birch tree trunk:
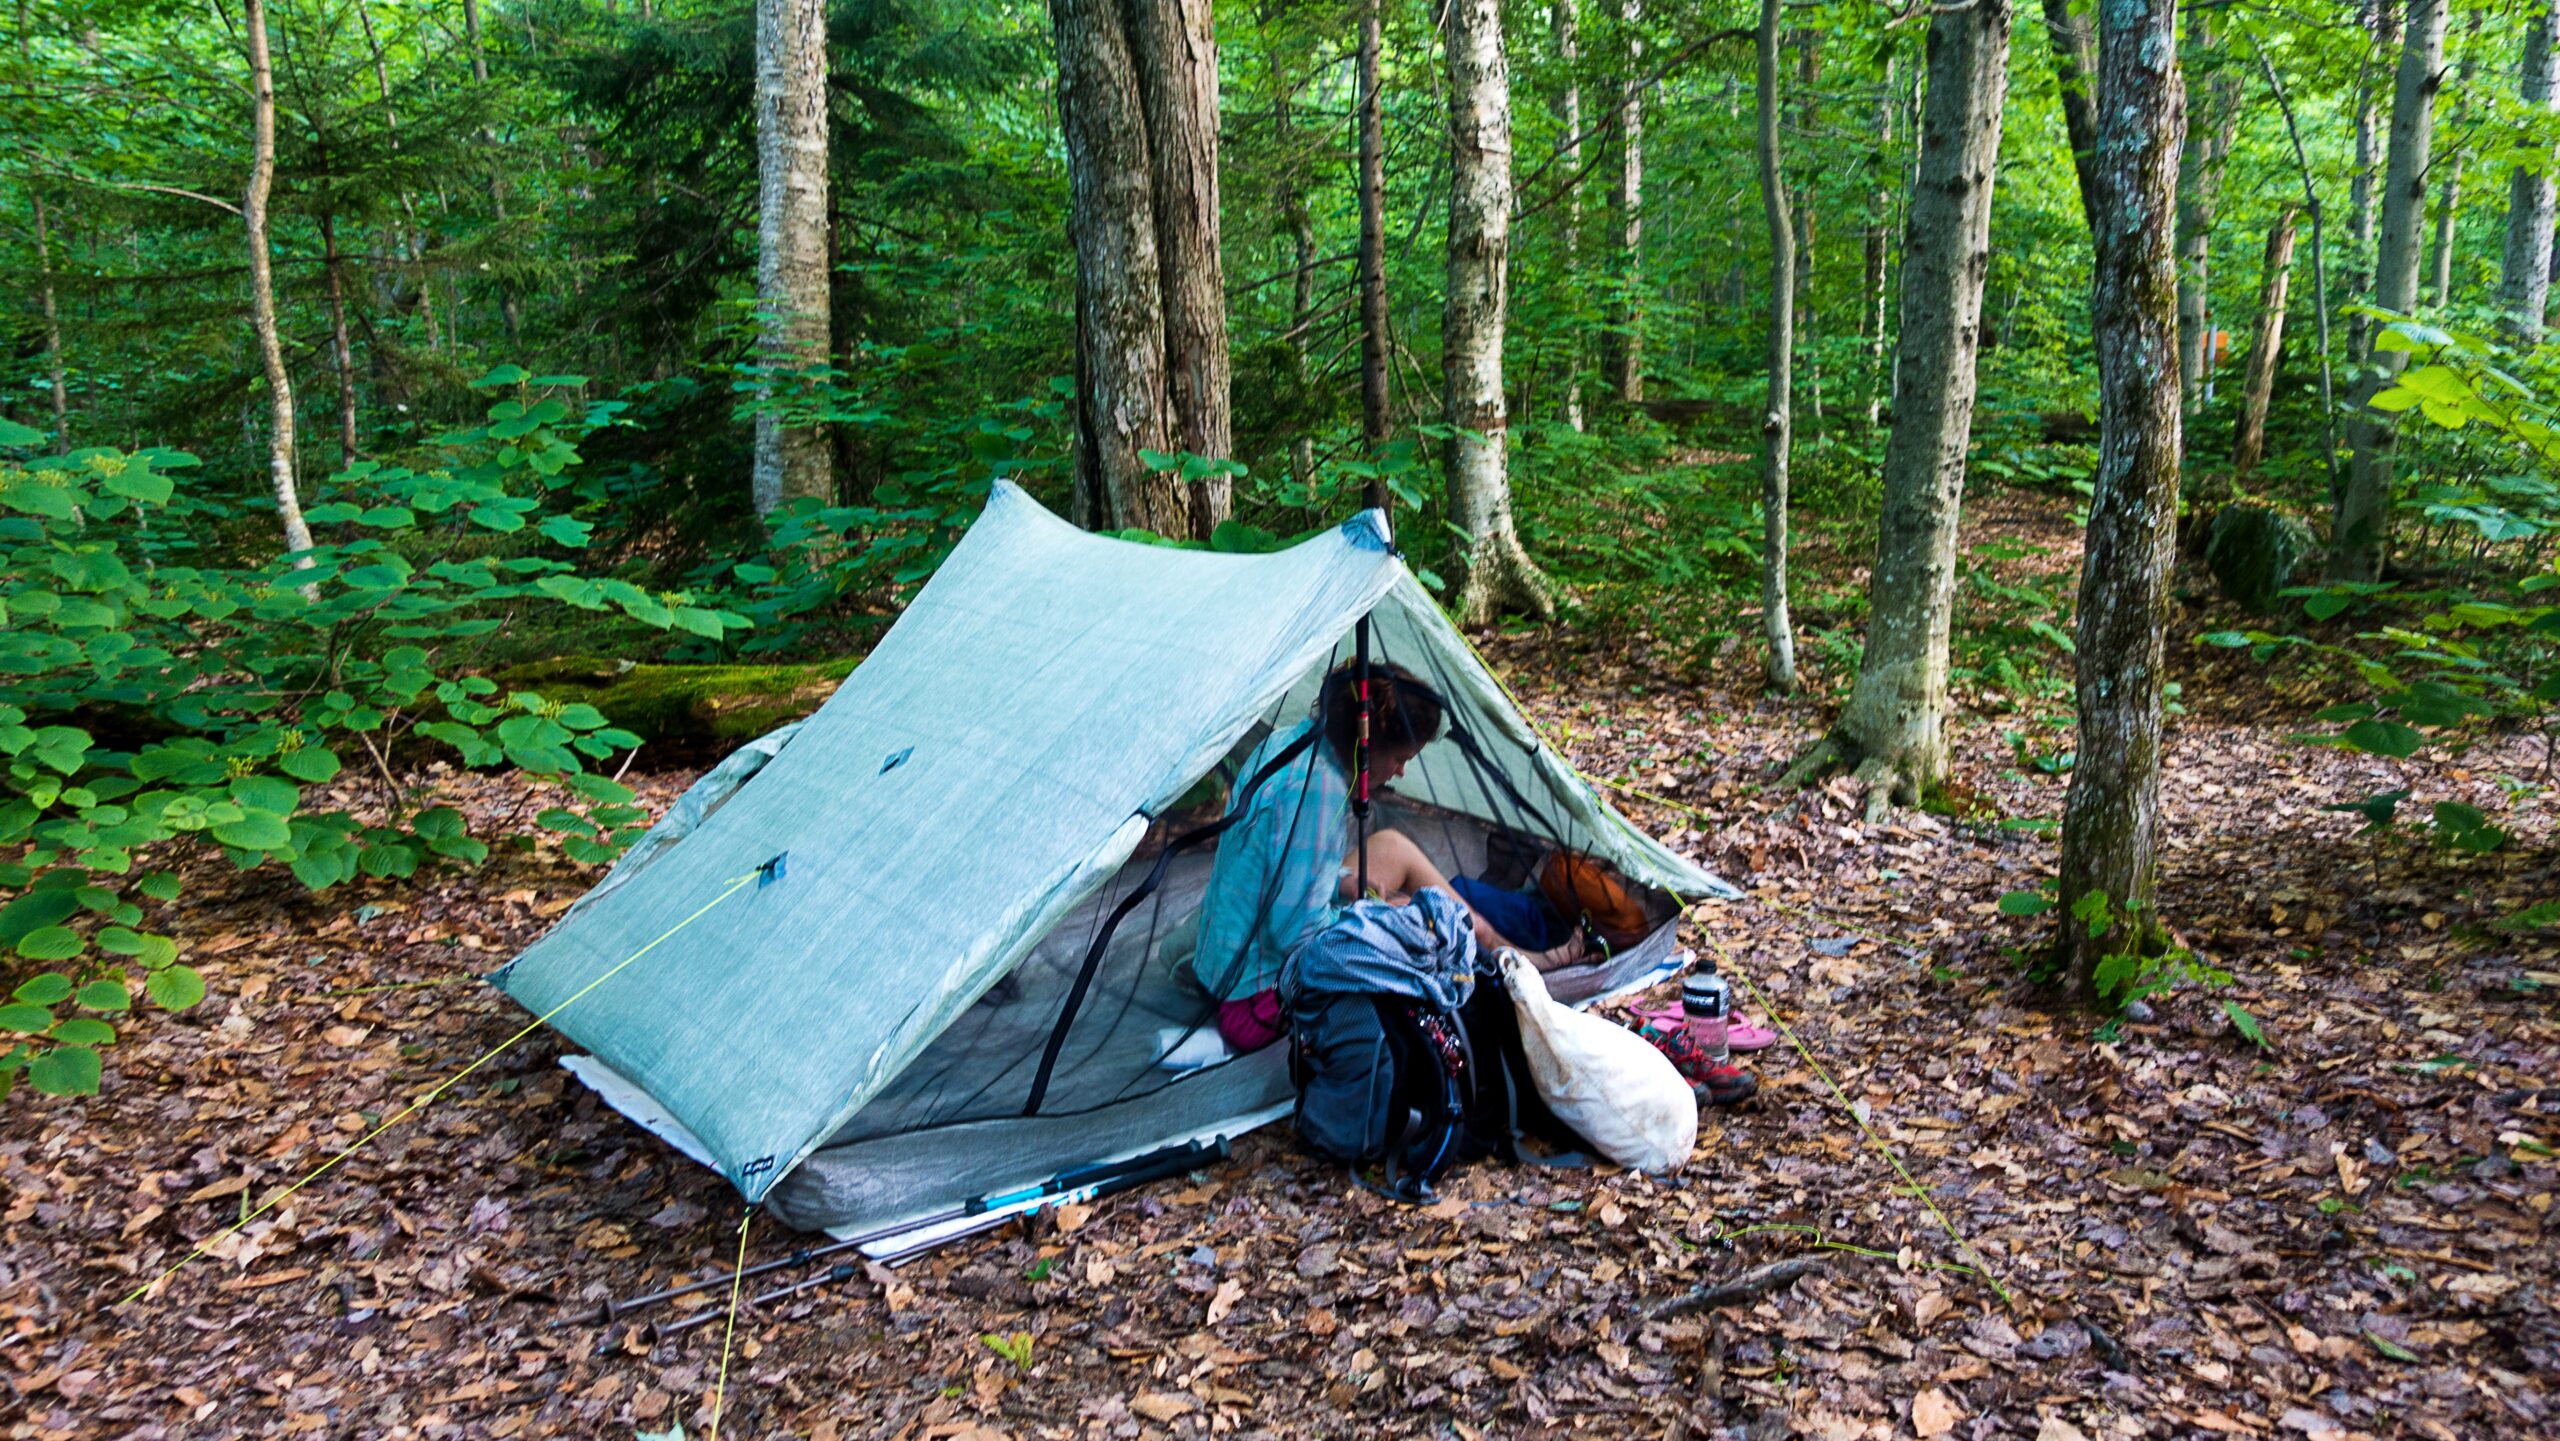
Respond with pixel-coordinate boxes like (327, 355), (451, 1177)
(1784, 0), (2011, 815)
(243, 0), (313, 570)
(2428, 12), (2478, 306)
(2039, 0), (2100, 228)
(2175, 12), (2236, 417)
(2060, 0), (2185, 1001)
(2332, 0), (2449, 583)
(1756, 0), (1796, 693)
(1052, 0), (1233, 538)
(320, 210), (361, 468)
(2348, 0), (2399, 364)
(1600, 0), (1643, 404)
(751, 0), (833, 515)
(1444, 0), (1553, 625)
(2231, 207), (2297, 480)
(32, 194), (67, 452)
(1552, 0), (1584, 431)
(1358, 0), (1391, 449)
(1862, 58), (1893, 429)
(2501, 0), (2560, 343)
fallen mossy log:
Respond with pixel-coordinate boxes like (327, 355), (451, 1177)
(493, 654), (859, 757)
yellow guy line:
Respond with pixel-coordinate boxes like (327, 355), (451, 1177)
(710, 1208), (755, 1441)
(116, 868), (764, 1310)
(1689, 912), (2016, 1310)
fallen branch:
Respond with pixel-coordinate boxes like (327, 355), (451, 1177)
(1647, 1256), (1831, 1319)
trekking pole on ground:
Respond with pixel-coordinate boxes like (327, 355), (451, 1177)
(573, 1138), (1227, 1332)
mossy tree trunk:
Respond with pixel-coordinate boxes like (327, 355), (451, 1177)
(2060, 0), (2184, 1001)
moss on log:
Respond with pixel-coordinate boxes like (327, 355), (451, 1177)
(493, 655), (858, 753)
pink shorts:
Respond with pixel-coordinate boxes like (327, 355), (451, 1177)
(1216, 989), (1287, 1053)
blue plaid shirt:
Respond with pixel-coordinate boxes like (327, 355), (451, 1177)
(1193, 720), (1351, 1001)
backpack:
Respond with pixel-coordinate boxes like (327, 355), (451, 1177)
(1537, 851), (1657, 950)
(1284, 891), (1576, 1198)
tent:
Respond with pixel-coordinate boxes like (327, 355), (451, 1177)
(494, 482), (1735, 1245)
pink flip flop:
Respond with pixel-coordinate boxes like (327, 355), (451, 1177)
(1630, 1003), (1779, 1053)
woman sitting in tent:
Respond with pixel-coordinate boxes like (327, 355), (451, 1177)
(1193, 662), (1586, 1053)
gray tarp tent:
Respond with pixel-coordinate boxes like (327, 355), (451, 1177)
(495, 483), (1733, 1241)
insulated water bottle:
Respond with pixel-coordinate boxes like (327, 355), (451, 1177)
(1682, 960), (1732, 1063)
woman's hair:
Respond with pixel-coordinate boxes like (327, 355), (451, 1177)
(1318, 661), (1445, 770)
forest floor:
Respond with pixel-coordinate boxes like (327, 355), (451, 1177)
(4, 485), (2555, 1441)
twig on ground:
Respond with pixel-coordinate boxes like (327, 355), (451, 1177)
(1647, 1256), (1831, 1319)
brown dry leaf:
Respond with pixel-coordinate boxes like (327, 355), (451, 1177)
(1205, 1278), (1245, 1325)
(1912, 1388), (1963, 1437)
(1130, 1392), (1196, 1423)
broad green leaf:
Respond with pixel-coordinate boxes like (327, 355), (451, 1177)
(0, 1003), (54, 1033)
(16, 927), (82, 961)
(75, 979), (130, 1012)
(1996, 890), (2052, 917)
(28, 1044), (101, 1095)
(2341, 719), (2424, 759)
(49, 1017), (114, 1046)
(209, 813), (293, 851)
(146, 964), (206, 1011)
(12, 972), (73, 1004)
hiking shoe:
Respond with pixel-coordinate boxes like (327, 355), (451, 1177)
(1691, 1062), (1758, 1107)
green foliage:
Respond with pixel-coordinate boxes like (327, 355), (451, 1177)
(0, 391), (729, 1101)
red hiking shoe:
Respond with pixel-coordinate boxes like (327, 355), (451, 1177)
(1634, 1018), (1760, 1106)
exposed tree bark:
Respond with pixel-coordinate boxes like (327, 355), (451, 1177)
(1783, 0), (2011, 815)
(2231, 206), (2298, 480)
(1599, 0), (1643, 404)
(2175, 11), (2237, 416)
(1443, 0), (1553, 625)
(2501, 0), (2560, 343)
(750, 0), (833, 515)
(1052, 0), (1232, 537)
(320, 211), (361, 468)
(1358, 0), (1391, 452)
(2333, 0), (2449, 583)
(2348, 0), (2400, 364)
(2061, 0), (2185, 1001)
(1552, 0), (1585, 431)
(2039, 0), (2100, 228)
(31, 193), (67, 453)
(2256, 43), (2344, 503)
(242, 0), (313, 571)
(2428, 10), (2479, 306)
(1756, 0), (1797, 693)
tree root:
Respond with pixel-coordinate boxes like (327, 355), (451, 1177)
(1647, 1256), (1832, 1319)
(1774, 735), (1844, 790)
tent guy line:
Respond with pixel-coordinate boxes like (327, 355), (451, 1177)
(108, 863), (775, 1311)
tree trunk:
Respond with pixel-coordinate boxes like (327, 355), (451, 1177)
(2060, 0), (2184, 1001)
(1358, 0), (1391, 451)
(1600, 0), (1642, 404)
(320, 210), (361, 469)
(2501, 0), (2560, 343)
(1266, 22), (1317, 489)
(2348, 0), (2399, 364)
(1131, 0), (1232, 533)
(1443, 0), (1552, 626)
(1785, 0), (2011, 815)
(242, 0), (313, 570)
(1552, 0), (1584, 431)
(1793, 30), (1820, 427)
(1756, 0), (1796, 693)
(2428, 12), (2478, 306)
(355, 0), (439, 355)
(31, 193), (67, 453)
(2038, 0), (2100, 229)
(749, 0), (833, 515)
(460, 0), (520, 342)
(2332, 0), (2449, 583)
(2174, 11), (2236, 417)
(2231, 207), (2297, 480)
(1052, 0), (1233, 538)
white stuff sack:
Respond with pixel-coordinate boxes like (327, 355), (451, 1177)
(1497, 948), (1696, 1173)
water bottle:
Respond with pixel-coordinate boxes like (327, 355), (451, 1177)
(1682, 959), (1731, 1063)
